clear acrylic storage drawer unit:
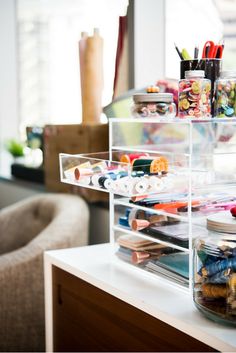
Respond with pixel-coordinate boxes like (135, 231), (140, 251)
(59, 118), (236, 291)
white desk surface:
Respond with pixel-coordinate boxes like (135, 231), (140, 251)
(45, 243), (236, 352)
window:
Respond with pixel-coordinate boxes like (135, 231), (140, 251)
(16, 0), (128, 134)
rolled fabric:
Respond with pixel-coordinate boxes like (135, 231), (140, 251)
(80, 28), (103, 124)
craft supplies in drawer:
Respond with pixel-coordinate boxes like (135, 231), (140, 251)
(59, 151), (189, 197)
(115, 202), (207, 250)
(114, 231), (189, 288)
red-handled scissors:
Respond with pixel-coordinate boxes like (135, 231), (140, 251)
(214, 44), (223, 59)
(202, 41), (223, 59)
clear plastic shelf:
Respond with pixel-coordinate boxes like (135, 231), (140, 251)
(59, 151), (187, 197)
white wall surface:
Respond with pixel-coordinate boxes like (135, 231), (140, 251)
(134, 0), (165, 88)
(0, 0), (19, 147)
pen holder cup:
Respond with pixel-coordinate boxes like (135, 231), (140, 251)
(180, 59), (222, 116)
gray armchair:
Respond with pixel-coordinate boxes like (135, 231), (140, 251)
(0, 193), (89, 352)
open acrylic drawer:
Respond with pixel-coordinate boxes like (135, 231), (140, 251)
(59, 151), (192, 198)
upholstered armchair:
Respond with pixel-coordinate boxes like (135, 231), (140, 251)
(0, 193), (89, 352)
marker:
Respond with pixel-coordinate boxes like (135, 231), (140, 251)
(181, 48), (192, 60)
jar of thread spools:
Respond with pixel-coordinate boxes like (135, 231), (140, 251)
(193, 210), (236, 326)
(215, 71), (236, 118)
(132, 90), (176, 118)
(178, 70), (211, 118)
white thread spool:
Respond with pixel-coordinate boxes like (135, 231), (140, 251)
(148, 176), (164, 192)
(104, 178), (114, 190)
(78, 176), (91, 185)
(117, 176), (129, 193)
(135, 177), (149, 194)
(111, 179), (119, 193)
(91, 173), (101, 186)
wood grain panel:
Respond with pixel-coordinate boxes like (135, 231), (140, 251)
(52, 266), (216, 352)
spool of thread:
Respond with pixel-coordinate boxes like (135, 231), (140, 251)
(91, 169), (117, 186)
(132, 156), (168, 174)
(227, 273), (236, 314)
(132, 219), (150, 231)
(118, 176), (134, 194)
(91, 173), (100, 186)
(79, 176), (91, 185)
(132, 251), (150, 264)
(98, 176), (110, 188)
(131, 214), (167, 231)
(104, 177), (115, 190)
(201, 283), (227, 298)
(147, 175), (164, 192)
(98, 172), (120, 188)
(80, 28), (103, 124)
(120, 153), (149, 164)
(134, 177), (149, 194)
(64, 161), (91, 180)
(75, 161), (107, 180)
(74, 167), (93, 180)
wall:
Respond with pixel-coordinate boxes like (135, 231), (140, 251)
(0, 0), (18, 148)
(134, 0), (165, 88)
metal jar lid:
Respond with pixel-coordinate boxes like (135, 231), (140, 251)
(220, 70), (236, 79)
(133, 92), (173, 103)
(185, 70), (205, 78)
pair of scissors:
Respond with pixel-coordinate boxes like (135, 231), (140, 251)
(202, 41), (224, 59)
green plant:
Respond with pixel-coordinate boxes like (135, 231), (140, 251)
(5, 139), (25, 157)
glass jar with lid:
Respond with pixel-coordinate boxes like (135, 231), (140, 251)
(178, 70), (211, 118)
(132, 92), (176, 118)
(193, 210), (236, 326)
(215, 71), (236, 118)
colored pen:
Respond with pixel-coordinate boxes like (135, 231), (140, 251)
(174, 43), (184, 60)
(194, 46), (199, 59)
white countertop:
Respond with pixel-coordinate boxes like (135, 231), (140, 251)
(45, 243), (236, 352)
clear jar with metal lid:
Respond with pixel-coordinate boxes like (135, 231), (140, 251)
(193, 209), (236, 326)
(132, 92), (176, 118)
(215, 71), (236, 118)
(178, 70), (211, 118)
